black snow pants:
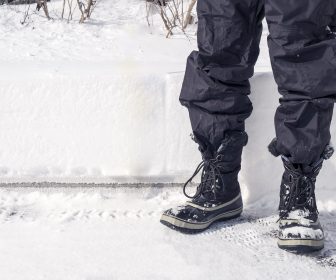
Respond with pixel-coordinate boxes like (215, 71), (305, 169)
(180, 0), (336, 167)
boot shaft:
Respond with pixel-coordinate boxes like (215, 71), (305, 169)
(279, 157), (322, 220)
(186, 130), (248, 203)
(278, 143), (334, 220)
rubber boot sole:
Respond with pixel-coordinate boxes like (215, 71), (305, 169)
(160, 207), (243, 234)
(277, 238), (324, 253)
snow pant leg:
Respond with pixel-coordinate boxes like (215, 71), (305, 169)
(265, 0), (336, 165)
(330, 3), (336, 33)
(179, 0), (264, 156)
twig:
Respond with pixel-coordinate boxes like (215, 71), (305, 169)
(67, 0), (73, 22)
(77, 0), (85, 23)
(61, 0), (66, 19)
(21, 3), (31, 25)
(183, 0), (196, 30)
(36, 0), (51, 20)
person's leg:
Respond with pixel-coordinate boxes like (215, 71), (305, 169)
(331, 9), (336, 34)
(160, 0), (264, 233)
(266, 0), (336, 164)
(180, 0), (264, 156)
(264, 0), (336, 252)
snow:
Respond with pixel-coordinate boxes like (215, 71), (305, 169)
(278, 210), (325, 240)
(287, 209), (314, 221)
(0, 1), (336, 278)
(0, 0), (282, 189)
(281, 226), (324, 240)
(0, 185), (336, 279)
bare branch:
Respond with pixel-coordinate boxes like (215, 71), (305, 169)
(36, 0), (51, 20)
(147, 0), (196, 38)
(183, 0), (196, 30)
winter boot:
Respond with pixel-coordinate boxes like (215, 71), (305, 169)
(160, 131), (247, 233)
(277, 147), (333, 252)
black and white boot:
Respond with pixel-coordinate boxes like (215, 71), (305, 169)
(160, 131), (247, 233)
(277, 148), (333, 252)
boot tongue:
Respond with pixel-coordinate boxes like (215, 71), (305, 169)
(297, 178), (310, 205)
(280, 159), (318, 219)
(294, 174), (318, 221)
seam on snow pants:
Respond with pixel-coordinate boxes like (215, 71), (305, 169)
(179, 0), (336, 165)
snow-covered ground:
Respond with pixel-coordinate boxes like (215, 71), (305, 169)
(0, 185), (336, 279)
(0, 1), (336, 279)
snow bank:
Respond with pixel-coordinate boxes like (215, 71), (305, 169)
(0, 65), (278, 187)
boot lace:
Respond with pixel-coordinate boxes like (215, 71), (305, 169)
(278, 168), (317, 221)
(183, 155), (224, 199)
